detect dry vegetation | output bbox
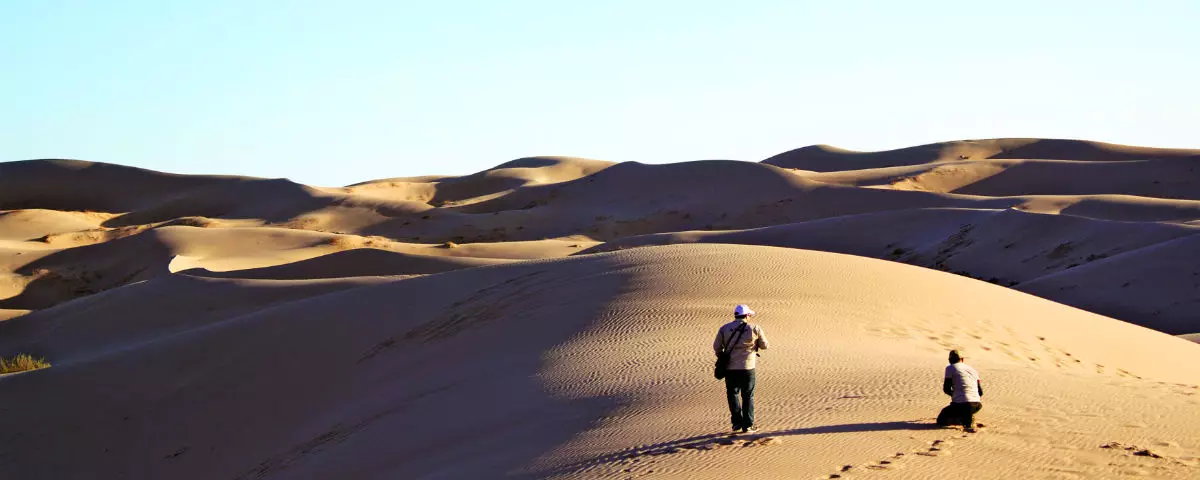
[0,354,51,374]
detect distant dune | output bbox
[179,248,512,280]
[1,139,1198,479]
[763,138,1200,172]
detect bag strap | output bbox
[721,322,749,353]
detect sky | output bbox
[3,0,1198,186]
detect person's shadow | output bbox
[541,420,944,476]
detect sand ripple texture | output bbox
[0,245,1195,479]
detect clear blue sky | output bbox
[3,1,1197,186]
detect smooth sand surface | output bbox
[1,139,1197,478]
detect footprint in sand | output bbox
[916,439,954,457]
[866,458,899,471]
[829,446,930,477]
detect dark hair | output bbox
[734,314,748,320]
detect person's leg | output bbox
[964,402,982,429]
[742,369,756,428]
[937,404,956,426]
[725,373,743,429]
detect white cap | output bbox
[734,304,756,317]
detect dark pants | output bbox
[937,402,982,428]
[724,369,756,429]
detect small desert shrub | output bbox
[0,354,50,374]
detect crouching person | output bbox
[938,349,982,433]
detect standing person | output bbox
[713,304,769,434]
[938,349,983,433]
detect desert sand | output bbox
[1,138,1198,479]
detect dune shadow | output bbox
[538,420,941,477]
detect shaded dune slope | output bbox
[0,159,249,212]
[0,246,1197,479]
[1020,234,1200,334]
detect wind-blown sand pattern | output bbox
[1,139,1198,479]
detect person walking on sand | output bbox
[938,349,983,433]
[713,304,769,434]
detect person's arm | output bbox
[754,325,768,351]
[943,378,953,396]
[713,329,725,356]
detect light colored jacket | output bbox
[713,320,769,370]
[945,363,982,403]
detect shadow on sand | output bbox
[540,420,943,477]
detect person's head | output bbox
[948,349,963,364]
[733,304,756,321]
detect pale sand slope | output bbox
[1,245,1197,479]
[0,209,114,241]
[763,138,1200,172]
[343,156,614,207]
[582,208,1200,334]
[0,309,29,321]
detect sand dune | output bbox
[0,226,393,310]
[345,156,612,205]
[581,208,1200,332]
[181,248,511,280]
[764,138,1200,172]
[1,138,1198,479]
[3,142,1197,326]
[803,157,1200,200]
[1020,233,1200,334]
[0,159,248,212]
[1,222,597,311]
[1,245,1197,479]
[0,209,113,241]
